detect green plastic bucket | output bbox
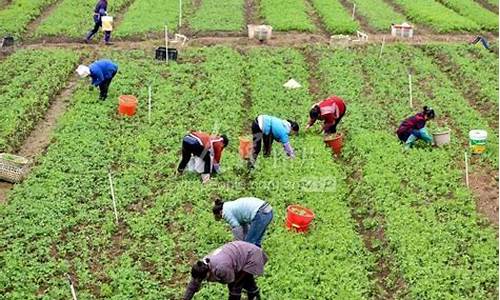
[469,130,487,154]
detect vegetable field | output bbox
[0,0,499,298]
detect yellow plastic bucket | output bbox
[102,16,113,31]
[469,130,487,154]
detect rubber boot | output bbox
[247,290,261,300]
[228,294,241,300]
[404,134,417,150]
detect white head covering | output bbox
[76,65,90,78]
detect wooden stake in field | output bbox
[165,25,169,64]
[66,274,78,300]
[148,85,152,124]
[408,73,413,108]
[464,151,469,187]
[352,3,356,20]
[379,36,386,58]
[108,171,119,224]
[179,0,182,29]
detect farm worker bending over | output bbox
[305,95,346,134]
[396,106,435,150]
[183,241,267,300]
[85,0,112,45]
[76,59,118,101]
[177,131,229,184]
[251,115,299,164]
[213,197,273,248]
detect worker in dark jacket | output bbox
[183,241,267,300]
[85,0,112,44]
[251,115,299,165]
[76,59,118,100]
[177,131,229,183]
[397,106,435,149]
[305,95,346,134]
[213,197,273,248]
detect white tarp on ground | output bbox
[283,79,301,89]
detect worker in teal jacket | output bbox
[76,59,118,100]
[250,115,299,165]
[213,197,273,248]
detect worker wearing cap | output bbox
[397,106,435,150]
[183,241,267,300]
[76,59,118,101]
[85,0,112,45]
[177,131,229,184]
[305,95,346,134]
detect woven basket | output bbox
[0,153,30,183]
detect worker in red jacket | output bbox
[397,106,435,149]
[305,95,346,134]
[177,131,229,183]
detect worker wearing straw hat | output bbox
[397,106,435,150]
[84,0,112,45]
[305,95,346,134]
[76,59,118,101]
[183,241,267,300]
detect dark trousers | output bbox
[86,16,111,42]
[251,119,273,162]
[324,109,346,134]
[227,272,259,299]
[99,71,116,100]
[177,139,211,174]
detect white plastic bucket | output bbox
[102,16,113,31]
[432,129,451,146]
[469,130,487,154]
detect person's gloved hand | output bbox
[420,127,433,144]
[231,226,245,240]
[213,163,220,174]
[201,174,210,184]
[283,142,295,159]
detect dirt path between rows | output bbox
[25,0,64,39]
[339,0,376,34]
[474,0,499,13]
[304,0,330,37]
[245,0,262,26]
[469,163,499,227]
[0,0,12,8]
[0,76,79,204]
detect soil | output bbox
[469,165,499,226]
[0,182,13,204]
[304,0,330,37]
[338,0,376,34]
[25,0,64,39]
[245,0,262,25]
[474,0,499,12]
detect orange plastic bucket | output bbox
[118,95,138,116]
[286,205,315,232]
[324,133,343,155]
[239,137,252,159]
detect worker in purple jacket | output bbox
[396,106,435,149]
[76,59,118,100]
[84,0,111,45]
[183,241,267,300]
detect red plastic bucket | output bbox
[239,137,252,159]
[324,133,343,155]
[118,95,138,116]
[286,205,315,232]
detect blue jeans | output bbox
[245,208,273,248]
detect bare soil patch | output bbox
[304,0,330,37]
[245,0,262,25]
[338,0,376,34]
[469,164,499,226]
[474,0,499,13]
[25,0,64,40]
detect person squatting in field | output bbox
[213,197,273,248]
[177,131,229,184]
[85,0,112,45]
[183,241,267,300]
[250,115,299,165]
[76,59,118,101]
[396,106,436,150]
[305,95,346,134]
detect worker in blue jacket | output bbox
[250,115,299,165]
[85,0,112,45]
[76,59,118,100]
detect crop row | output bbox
[0,0,56,37]
[190,0,244,31]
[317,45,498,299]
[34,0,130,38]
[436,0,498,31]
[0,49,79,153]
[260,0,314,31]
[345,0,406,31]
[393,0,480,32]
[311,0,359,34]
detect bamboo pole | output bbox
[408,74,413,108]
[148,85,152,124]
[66,274,78,300]
[352,3,356,20]
[108,171,119,224]
[379,36,385,58]
[179,0,182,29]
[464,151,469,187]
[165,25,169,64]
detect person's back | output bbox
[261,115,289,143]
[223,197,265,227]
